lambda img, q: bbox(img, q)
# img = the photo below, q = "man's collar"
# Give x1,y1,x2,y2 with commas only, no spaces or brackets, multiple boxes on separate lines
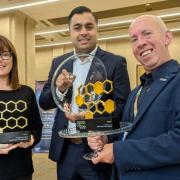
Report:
73,46,98,56
140,73,153,86
73,46,98,64
140,59,177,85
151,59,175,80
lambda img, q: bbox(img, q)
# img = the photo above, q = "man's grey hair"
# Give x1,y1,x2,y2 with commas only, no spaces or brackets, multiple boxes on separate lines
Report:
129,15,168,32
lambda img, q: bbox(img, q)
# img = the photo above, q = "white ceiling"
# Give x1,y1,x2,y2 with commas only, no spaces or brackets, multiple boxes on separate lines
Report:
0,0,180,48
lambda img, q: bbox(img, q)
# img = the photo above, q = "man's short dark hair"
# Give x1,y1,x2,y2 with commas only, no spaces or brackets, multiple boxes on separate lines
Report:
68,6,98,25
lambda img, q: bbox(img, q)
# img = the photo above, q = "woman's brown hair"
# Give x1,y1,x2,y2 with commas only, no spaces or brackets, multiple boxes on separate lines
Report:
0,35,20,89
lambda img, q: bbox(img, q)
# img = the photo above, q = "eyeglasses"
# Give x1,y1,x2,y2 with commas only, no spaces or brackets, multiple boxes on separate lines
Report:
0,51,13,60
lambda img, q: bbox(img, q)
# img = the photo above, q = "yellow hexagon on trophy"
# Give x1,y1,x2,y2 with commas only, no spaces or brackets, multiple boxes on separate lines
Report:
95,100,105,114
6,101,16,113
75,94,85,107
0,119,6,130
0,101,6,113
16,100,27,112
17,116,28,129
84,93,93,105
7,117,16,129
85,83,94,96
84,111,94,119
104,99,115,113
77,84,86,95
0,128,3,133
93,81,104,95
103,80,113,94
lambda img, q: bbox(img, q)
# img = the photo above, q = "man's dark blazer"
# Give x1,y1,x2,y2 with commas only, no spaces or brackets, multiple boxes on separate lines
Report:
39,47,130,162
113,60,180,180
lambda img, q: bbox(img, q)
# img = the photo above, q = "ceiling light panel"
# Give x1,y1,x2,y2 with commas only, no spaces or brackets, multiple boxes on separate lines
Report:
0,0,59,12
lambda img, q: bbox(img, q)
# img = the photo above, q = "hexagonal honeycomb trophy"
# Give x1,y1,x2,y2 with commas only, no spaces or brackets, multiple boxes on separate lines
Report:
51,53,116,133
75,79,116,132
0,100,30,143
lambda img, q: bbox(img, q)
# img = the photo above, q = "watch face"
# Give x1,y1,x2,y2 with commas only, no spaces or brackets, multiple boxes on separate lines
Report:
51,53,107,113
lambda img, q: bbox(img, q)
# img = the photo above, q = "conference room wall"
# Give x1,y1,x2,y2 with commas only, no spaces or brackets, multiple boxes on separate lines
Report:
35,33,180,89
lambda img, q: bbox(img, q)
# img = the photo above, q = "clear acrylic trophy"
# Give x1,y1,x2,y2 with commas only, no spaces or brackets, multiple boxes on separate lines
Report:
51,53,132,160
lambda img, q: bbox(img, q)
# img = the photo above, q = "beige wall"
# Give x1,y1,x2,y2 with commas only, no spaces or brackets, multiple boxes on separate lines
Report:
35,33,180,89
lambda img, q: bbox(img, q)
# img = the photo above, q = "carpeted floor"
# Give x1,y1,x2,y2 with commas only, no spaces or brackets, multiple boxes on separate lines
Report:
33,153,56,180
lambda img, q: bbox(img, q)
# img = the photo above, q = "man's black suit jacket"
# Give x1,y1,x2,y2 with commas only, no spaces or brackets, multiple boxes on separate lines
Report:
39,47,130,162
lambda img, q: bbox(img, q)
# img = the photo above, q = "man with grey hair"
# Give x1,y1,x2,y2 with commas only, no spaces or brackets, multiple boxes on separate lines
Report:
88,15,180,180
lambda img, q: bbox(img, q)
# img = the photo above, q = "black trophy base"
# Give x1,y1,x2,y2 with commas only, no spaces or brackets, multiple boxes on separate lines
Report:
0,131,30,144
76,116,113,133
